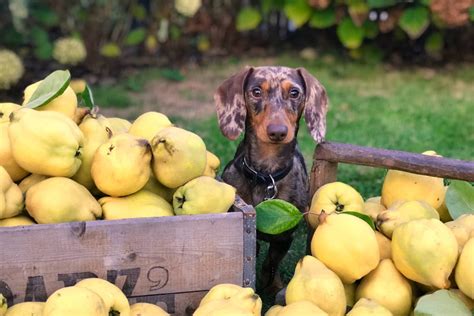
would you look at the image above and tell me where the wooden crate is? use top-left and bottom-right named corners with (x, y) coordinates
top-left (310, 141), bottom-right (474, 197)
top-left (0, 196), bottom-right (256, 316)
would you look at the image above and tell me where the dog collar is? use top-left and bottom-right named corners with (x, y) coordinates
top-left (234, 155), bottom-right (294, 200)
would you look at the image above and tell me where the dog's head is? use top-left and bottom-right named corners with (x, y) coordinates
top-left (214, 66), bottom-right (328, 144)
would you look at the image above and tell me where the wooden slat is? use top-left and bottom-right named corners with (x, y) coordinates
top-left (0, 213), bottom-right (244, 306)
top-left (314, 142), bottom-right (474, 181)
top-left (309, 160), bottom-right (338, 198)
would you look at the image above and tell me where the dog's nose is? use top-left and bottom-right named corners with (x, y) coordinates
top-left (267, 124), bottom-right (288, 142)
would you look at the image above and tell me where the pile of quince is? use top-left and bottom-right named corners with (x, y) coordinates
top-left (266, 153), bottom-right (473, 315)
top-left (0, 278), bottom-right (170, 316)
top-left (0, 73), bottom-right (236, 227)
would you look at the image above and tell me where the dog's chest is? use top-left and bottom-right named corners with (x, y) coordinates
top-left (222, 162), bottom-right (309, 212)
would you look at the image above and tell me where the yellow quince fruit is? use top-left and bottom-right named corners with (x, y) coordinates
top-left (130, 303), bottom-right (169, 316)
top-left (194, 299), bottom-right (254, 316)
top-left (266, 301), bottom-right (329, 316)
top-left (0, 166), bottom-right (24, 219)
top-left (151, 127), bottom-right (207, 189)
top-left (108, 117), bottom-right (132, 134)
top-left (381, 151), bottom-right (444, 209)
top-left (18, 174), bottom-right (48, 194)
top-left (72, 106), bottom-right (90, 124)
top-left (70, 79), bottom-right (87, 94)
top-left (43, 286), bottom-right (107, 316)
top-left (5, 302), bottom-right (44, 316)
top-left (455, 238), bottom-right (474, 300)
top-left (356, 259), bottom-right (412, 316)
top-left (75, 278), bottom-right (130, 316)
top-left (203, 151), bottom-right (220, 178)
top-left (0, 103), bottom-right (29, 181)
top-left (311, 212), bottom-right (380, 284)
top-left (92, 133), bottom-right (151, 196)
top-left (72, 110), bottom-right (112, 191)
top-left (308, 182), bottom-right (365, 228)
top-left (375, 231), bottom-right (392, 260)
top-left (0, 294), bottom-right (6, 316)
top-left (0, 215), bottom-right (35, 227)
top-left (445, 214), bottom-right (474, 253)
top-left (198, 284), bottom-right (262, 316)
top-left (143, 174), bottom-right (176, 202)
top-left (173, 176), bottom-right (235, 215)
top-left (363, 197), bottom-right (386, 221)
top-left (23, 80), bottom-right (77, 119)
top-left (286, 255), bottom-right (346, 316)
top-left (376, 200), bottom-right (440, 238)
top-left (129, 111), bottom-right (173, 142)
top-left (26, 177), bottom-right (102, 224)
top-left (347, 298), bottom-right (393, 316)
top-left (8, 108), bottom-right (84, 177)
top-left (391, 219), bottom-right (458, 289)
top-left (100, 190), bottom-right (174, 220)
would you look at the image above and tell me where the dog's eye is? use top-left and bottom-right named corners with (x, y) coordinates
top-left (289, 88), bottom-right (300, 99)
top-left (251, 87), bottom-right (262, 98)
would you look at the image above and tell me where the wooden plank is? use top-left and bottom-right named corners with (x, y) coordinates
top-left (235, 195), bottom-right (257, 289)
top-left (314, 142), bottom-right (474, 181)
top-left (309, 159), bottom-right (338, 198)
top-left (0, 213), bottom-right (244, 306)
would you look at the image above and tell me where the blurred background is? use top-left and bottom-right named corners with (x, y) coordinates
top-left (1, 0), bottom-right (473, 301)
top-left (1, 0), bottom-right (473, 95)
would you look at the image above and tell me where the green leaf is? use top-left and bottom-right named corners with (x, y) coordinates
top-left (363, 20), bottom-right (379, 39)
top-left (125, 28), bottom-right (147, 46)
top-left (80, 85), bottom-right (95, 109)
top-left (33, 42), bottom-right (53, 60)
top-left (420, 0), bottom-right (432, 5)
top-left (284, 0), bottom-right (312, 28)
top-left (425, 32), bottom-right (444, 56)
top-left (131, 4), bottom-right (146, 21)
top-left (100, 43), bottom-right (121, 58)
top-left (446, 180), bottom-right (474, 220)
top-left (399, 6), bottom-right (430, 40)
top-left (469, 6), bottom-right (474, 21)
top-left (414, 290), bottom-right (471, 316)
top-left (367, 0), bottom-right (397, 8)
top-left (30, 26), bottom-right (49, 46)
top-left (309, 8), bottom-right (336, 29)
top-left (159, 69), bottom-right (185, 82)
top-left (25, 70), bottom-right (71, 109)
top-left (337, 18), bottom-right (365, 49)
top-left (262, 0), bottom-right (273, 14)
top-left (344, 211), bottom-right (376, 230)
top-left (256, 199), bottom-right (303, 235)
top-left (236, 7), bottom-right (262, 32)
top-left (31, 6), bottom-right (59, 27)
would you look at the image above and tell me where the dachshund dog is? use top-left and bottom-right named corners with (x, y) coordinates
top-left (214, 66), bottom-right (329, 292)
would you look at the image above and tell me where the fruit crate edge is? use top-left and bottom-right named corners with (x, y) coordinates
top-left (0, 197), bottom-right (256, 316)
top-left (310, 141), bottom-right (474, 197)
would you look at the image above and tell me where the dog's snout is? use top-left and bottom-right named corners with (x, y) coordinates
top-left (267, 124), bottom-right (288, 142)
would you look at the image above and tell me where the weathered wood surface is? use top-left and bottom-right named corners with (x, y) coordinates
top-left (309, 160), bottom-right (338, 198)
top-left (314, 142), bottom-right (474, 181)
top-left (0, 213), bottom-right (245, 314)
top-left (234, 196), bottom-right (257, 289)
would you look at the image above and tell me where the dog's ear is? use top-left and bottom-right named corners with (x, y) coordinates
top-left (297, 67), bottom-right (329, 143)
top-left (214, 67), bottom-right (254, 140)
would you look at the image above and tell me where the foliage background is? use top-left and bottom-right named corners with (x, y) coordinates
top-left (1, 0), bottom-right (473, 91)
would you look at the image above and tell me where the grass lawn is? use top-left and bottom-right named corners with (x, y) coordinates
top-left (94, 53), bottom-right (474, 310)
